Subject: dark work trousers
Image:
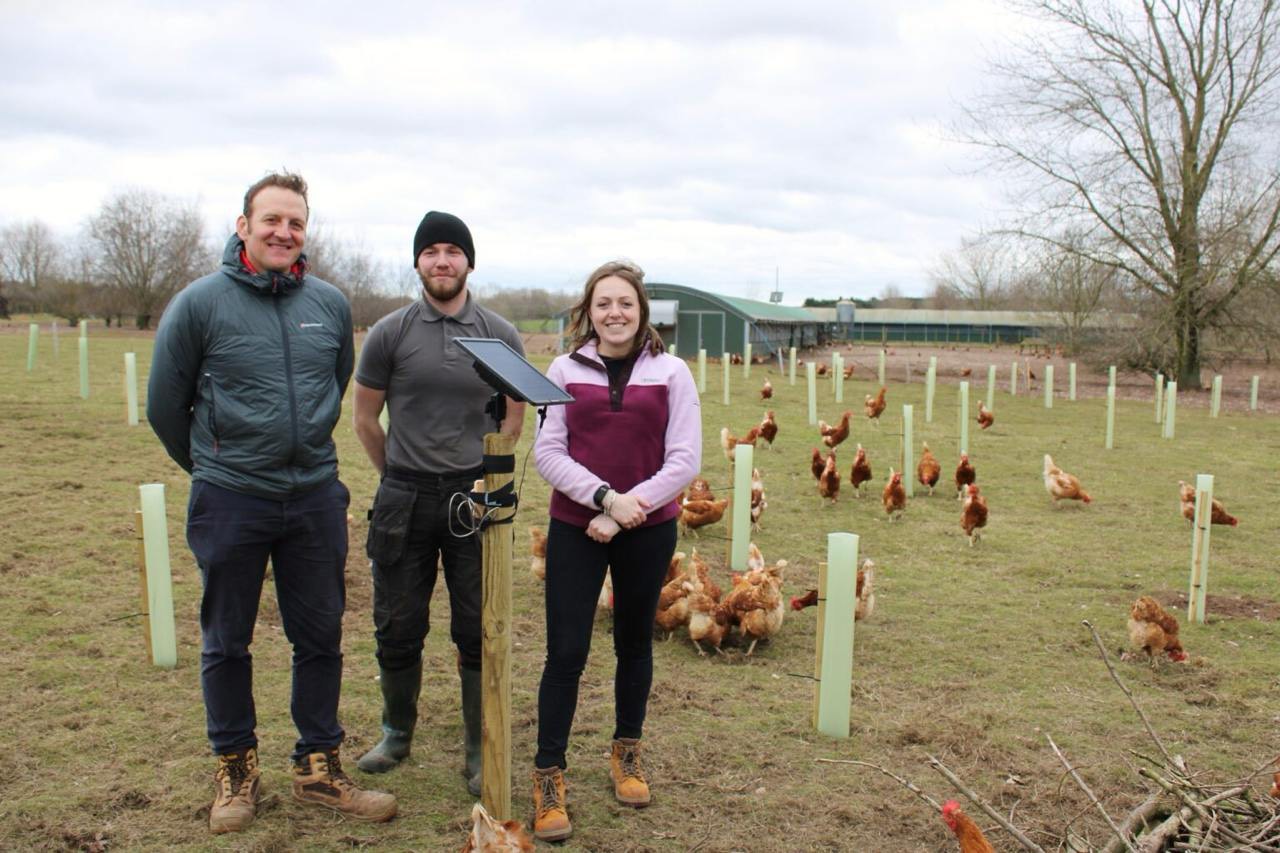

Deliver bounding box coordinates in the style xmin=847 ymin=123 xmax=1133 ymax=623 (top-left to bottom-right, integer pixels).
xmin=185 ymin=478 xmax=350 ymax=759
xmin=370 ymin=468 xmax=484 ymax=673
xmin=535 ymin=516 xmax=677 ymax=770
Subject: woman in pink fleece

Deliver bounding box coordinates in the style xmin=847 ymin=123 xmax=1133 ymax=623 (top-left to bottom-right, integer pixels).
xmin=528 ymin=260 xmax=701 ymax=841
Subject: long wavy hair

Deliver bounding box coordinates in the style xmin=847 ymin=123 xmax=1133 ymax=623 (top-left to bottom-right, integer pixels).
xmin=567 ymin=260 xmax=665 ymax=357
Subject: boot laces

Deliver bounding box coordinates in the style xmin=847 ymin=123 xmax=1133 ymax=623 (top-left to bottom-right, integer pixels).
xmin=318 ymin=750 xmax=355 ymax=789
xmin=536 ymin=772 xmax=563 ymax=816
xmin=618 ymin=745 xmax=645 ymax=781
xmin=217 ymin=754 xmax=250 ymax=798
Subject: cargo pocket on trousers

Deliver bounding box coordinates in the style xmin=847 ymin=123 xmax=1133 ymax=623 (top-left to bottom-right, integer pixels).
xmin=366 ymin=479 xmax=417 ymax=565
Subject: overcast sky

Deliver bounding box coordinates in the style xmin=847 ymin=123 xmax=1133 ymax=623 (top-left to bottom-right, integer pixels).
xmin=0 ymin=0 xmax=1027 ymax=302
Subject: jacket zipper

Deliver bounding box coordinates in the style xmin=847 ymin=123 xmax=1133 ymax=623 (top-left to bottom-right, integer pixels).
xmin=273 ymin=298 xmax=300 ymax=484
xmin=202 ymin=372 xmax=220 ymax=453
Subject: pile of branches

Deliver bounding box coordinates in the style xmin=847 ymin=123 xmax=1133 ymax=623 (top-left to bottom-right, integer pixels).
xmin=823 ymin=621 xmax=1280 ymax=851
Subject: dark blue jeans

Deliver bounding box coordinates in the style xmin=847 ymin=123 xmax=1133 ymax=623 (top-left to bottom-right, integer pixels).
xmin=369 ymin=468 xmax=484 ymax=673
xmin=186 ymin=478 xmax=349 ymax=759
xmin=535 ymin=517 xmax=676 ymax=770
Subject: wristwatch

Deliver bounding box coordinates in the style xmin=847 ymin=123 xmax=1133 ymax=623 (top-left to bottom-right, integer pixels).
xmin=592 ymin=483 xmax=612 ymax=508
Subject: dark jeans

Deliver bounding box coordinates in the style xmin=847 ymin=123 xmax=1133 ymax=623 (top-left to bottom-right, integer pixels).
xmin=535 ymin=517 xmax=677 ymax=770
xmin=185 ymin=478 xmax=350 ymax=759
xmin=369 ymin=469 xmax=483 ymax=673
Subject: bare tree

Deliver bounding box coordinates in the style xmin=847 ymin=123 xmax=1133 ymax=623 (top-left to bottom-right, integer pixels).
xmin=929 ymin=234 xmax=1018 ymax=309
xmin=86 ymin=190 xmax=212 ymax=329
xmin=0 ymin=220 xmax=63 ymax=314
xmin=971 ymin=0 xmax=1280 ymax=387
xmin=1031 ymin=233 xmax=1119 ymax=350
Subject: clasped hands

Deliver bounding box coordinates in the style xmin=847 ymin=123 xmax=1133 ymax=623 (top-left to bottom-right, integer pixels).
xmin=587 ymin=491 xmax=651 ymax=543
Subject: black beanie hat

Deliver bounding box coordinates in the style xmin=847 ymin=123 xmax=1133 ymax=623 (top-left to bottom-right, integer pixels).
xmin=412 ymin=211 xmax=475 ymax=269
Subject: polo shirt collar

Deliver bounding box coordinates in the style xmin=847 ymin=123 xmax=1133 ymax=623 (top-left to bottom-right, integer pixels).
xmin=419 ymin=291 xmax=478 ymax=324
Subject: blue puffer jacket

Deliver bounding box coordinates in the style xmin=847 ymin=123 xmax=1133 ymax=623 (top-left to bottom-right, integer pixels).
xmin=147 ymin=234 xmax=354 ymax=499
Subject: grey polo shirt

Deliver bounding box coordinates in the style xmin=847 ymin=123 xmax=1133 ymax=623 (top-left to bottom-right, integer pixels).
xmin=356 ymin=293 xmax=525 ymax=474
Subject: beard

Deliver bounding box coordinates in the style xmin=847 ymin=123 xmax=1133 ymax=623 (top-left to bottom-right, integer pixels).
xmin=418 ymin=265 xmax=469 ymax=303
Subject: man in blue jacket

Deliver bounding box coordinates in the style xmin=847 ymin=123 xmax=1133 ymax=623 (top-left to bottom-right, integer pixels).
xmin=147 ymin=172 xmax=396 ymax=833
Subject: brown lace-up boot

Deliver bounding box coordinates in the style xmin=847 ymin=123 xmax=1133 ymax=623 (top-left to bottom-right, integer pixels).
xmin=292 ymin=748 xmax=398 ymax=822
xmin=609 ymin=738 xmax=651 ymax=807
xmin=210 ymin=747 xmax=260 ymax=833
xmin=531 ymin=766 xmax=572 ymax=841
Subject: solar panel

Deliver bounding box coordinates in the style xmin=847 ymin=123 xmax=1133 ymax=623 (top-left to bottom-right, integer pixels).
xmin=451 ymin=338 xmax=574 ymax=406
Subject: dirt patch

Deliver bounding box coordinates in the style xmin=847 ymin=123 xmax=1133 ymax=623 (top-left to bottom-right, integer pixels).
xmin=1154 ymin=589 xmax=1280 ymax=621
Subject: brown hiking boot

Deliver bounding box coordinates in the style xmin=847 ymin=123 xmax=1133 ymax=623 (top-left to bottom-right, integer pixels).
xmin=292 ymin=748 xmax=397 ymax=822
xmin=610 ymin=738 xmax=651 ymax=807
xmin=210 ymin=747 xmax=260 ymax=833
xmin=531 ymin=766 xmax=571 ymax=841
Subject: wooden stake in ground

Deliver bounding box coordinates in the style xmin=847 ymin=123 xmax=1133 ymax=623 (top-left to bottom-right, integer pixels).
xmin=722 ymin=353 xmax=730 ymax=406
xmin=807 ymin=361 xmax=817 ymax=426
xmin=138 ymin=484 xmax=177 ymax=668
xmin=1210 ymin=374 xmax=1222 ymax=417
xmin=124 ymin=353 xmax=139 ymax=426
xmin=1044 ymin=364 xmax=1054 ymax=409
xmin=1163 ymin=381 xmax=1177 ymax=439
xmin=698 ymin=349 xmax=706 ymax=393
xmin=958 ymin=381 xmax=969 ymax=457
xmin=815 ymin=532 xmax=858 ymax=738
xmin=730 ymin=445 xmax=752 ymax=571
xmin=480 ymin=432 xmax=516 ymax=819
xmin=1105 ymin=385 xmax=1115 ymax=450
xmin=26 ymin=323 xmax=38 ymax=372
xmin=1187 ymin=473 xmax=1214 ymax=625
xmin=902 ymin=404 xmax=914 ymax=498
xmin=789 ymin=347 xmax=797 ymax=385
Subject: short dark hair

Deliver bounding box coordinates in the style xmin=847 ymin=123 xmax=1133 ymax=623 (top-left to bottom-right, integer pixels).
xmin=243 ymin=172 xmax=309 ymax=219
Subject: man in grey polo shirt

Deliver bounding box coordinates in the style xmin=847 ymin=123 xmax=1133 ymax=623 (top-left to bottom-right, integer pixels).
xmin=351 ymin=211 xmax=525 ymax=794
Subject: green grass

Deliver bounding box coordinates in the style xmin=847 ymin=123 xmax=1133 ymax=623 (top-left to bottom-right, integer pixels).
xmin=1 ymin=328 xmax=1278 ymax=851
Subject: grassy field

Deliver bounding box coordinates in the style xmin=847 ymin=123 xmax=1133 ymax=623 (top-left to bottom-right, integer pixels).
xmin=2 ymin=326 xmax=1278 ymax=852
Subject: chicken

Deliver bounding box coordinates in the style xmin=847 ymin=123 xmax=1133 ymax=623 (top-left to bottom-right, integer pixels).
xmin=654 ymin=553 xmax=692 ymax=636
xmin=688 ymin=549 xmax=722 ymax=604
xmin=720 ymin=425 xmax=761 ymax=463
xmin=954 ymin=453 xmax=976 ymax=499
xmin=810 ymin=447 xmax=826 ymax=481
xmin=719 ymin=558 xmax=787 ymax=656
xmin=882 ymin=468 xmax=906 ymax=521
xmin=1178 ymin=480 xmax=1238 ymax=526
xmin=818 ymin=410 xmax=852 ymax=449
xmin=1127 ymin=595 xmax=1188 ymax=664
xmin=976 ymin=401 xmax=994 ymax=430
xmin=959 ymin=366 xmax=973 ymax=377
xmin=749 ymin=467 xmax=766 ymax=531
xmin=960 ymin=484 xmax=988 ymax=547
xmin=730 ymin=352 xmax=744 ymax=365
xmin=816 ymin=362 xmax=829 ymax=376
xmin=686 ymin=581 xmax=729 ymax=656
xmin=462 ymin=802 xmax=535 ymax=853
xmin=1270 ymin=771 xmax=1280 ymax=798
xmin=686 ymin=476 xmax=715 ymax=503
xmin=842 ymin=364 xmax=855 ymax=379
xmin=864 ymin=386 xmax=887 ymax=424
xmin=940 ymin=800 xmax=995 ymax=853
xmin=680 ymin=497 xmax=729 ymax=536
xmin=745 ymin=541 xmax=766 ymax=573
xmin=598 ymin=569 xmax=614 ymax=613
xmin=789 ymin=558 xmax=875 ymax=621
xmin=528 ymin=526 xmax=547 ymax=580
xmin=849 ymin=443 xmax=873 ymax=497
xmin=760 ymin=378 xmax=773 ymax=400
xmin=916 ymin=441 xmax=940 ymax=495
xmin=1043 ymin=454 xmax=1092 ymax=504
xmin=758 ymin=410 xmax=778 ymax=448
xmin=818 ymin=451 xmax=840 ymax=504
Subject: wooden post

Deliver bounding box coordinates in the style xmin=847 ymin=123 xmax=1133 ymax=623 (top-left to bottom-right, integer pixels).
xmin=877 ymin=349 xmax=886 ymax=386
xmin=1068 ymin=362 xmax=1076 ymax=401
xmin=138 ymin=484 xmax=177 ymax=668
xmin=1010 ymin=360 xmax=1018 ymax=396
xmin=902 ymin=405 xmax=914 ymax=498
xmin=134 ymin=510 xmax=153 ymax=661
xmin=1043 ymin=364 xmax=1054 ymax=409
xmin=1210 ymin=374 xmax=1222 ymax=417
xmin=925 ymin=357 xmax=936 ymax=423
xmin=1187 ymin=473 xmax=1214 ymax=625
xmin=743 ymin=343 xmax=751 ymax=379
xmin=1104 ymin=385 xmax=1115 ymax=450
xmin=697 ymin=349 xmax=707 ymax=394
xmin=958 ymin=381 xmax=969 ymax=457
xmin=78 ymin=337 xmax=89 ymax=400
xmin=814 ymin=532 xmax=858 ymax=738
xmin=1250 ymin=375 xmax=1259 ymax=411
xmin=729 ymin=446 xmax=753 ymax=571
xmin=1163 ymin=381 xmax=1177 ymax=439
xmin=1154 ymin=373 xmax=1164 ymax=423
xmin=806 ymin=362 xmax=817 ymax=426
xmin=986 ymin=364 xmax=996 ymax=410
xmin=789 ymin=347 xmax=797 ymax=385
xmin=722 ymin=353 xmax=730 ymax=406
xmin=833 ymin=353 xmax=844 ymax=403
xmin=124 ymin=353 xmax=139 ymax=426
xmin=480 ymin=432 xmax=516 ymax=819
xmin=26 ymin=323 xmax=38 ymax=371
